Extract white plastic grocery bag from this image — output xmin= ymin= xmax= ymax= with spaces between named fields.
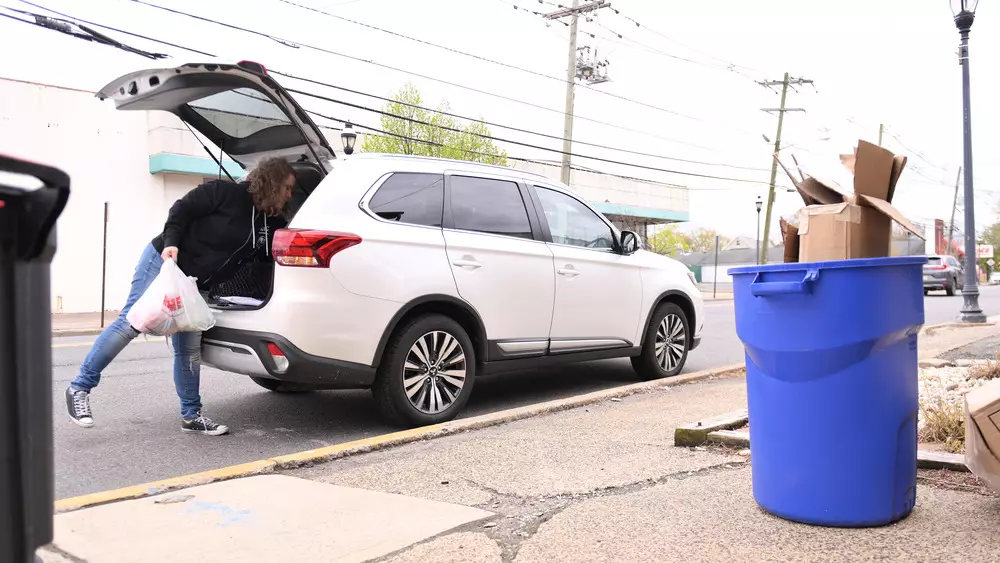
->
xmin=126 ymin=260 xmax=216 ymax=336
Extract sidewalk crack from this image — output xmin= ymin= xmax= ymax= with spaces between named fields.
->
xmin=40 ymin=544 xmax=89 ymax=563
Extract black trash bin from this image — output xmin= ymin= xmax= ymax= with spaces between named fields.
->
xmin=0 ymin=154 xmax=70 ymax=563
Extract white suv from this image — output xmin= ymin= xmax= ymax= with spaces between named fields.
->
xmin=100 ymin=62 xmax=704 ymax=427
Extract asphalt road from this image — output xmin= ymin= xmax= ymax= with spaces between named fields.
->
xmin=51 ymin=285 xmax=1000 ymax=499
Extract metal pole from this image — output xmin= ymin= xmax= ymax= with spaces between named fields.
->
xmin=101 ymin=202 xmax=108 ymax=328
xmin=559 ymin=0 xmax=580 ymax=185
xmin=958 ymin=27 xmax=986 ymax=323
xmin=713 ymin=235 xmax=719 ymax=299
xmin=878 ymin=123 xmax=884 ymax=146
xmin=756 ymin=208 xmax=761 ymax=265
xmin=761 ymin=72 xmax=789 ymax=264
xmin=947 ymin=167 xmax=961 ymax=257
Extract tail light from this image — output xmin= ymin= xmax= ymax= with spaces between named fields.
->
xmin=266 ymin=342 xmax=289 ymax=373
xmin=928 ymin=265 xmax=947 ymax=270
xmin=272 ymin=229 xmax=361 ymax=267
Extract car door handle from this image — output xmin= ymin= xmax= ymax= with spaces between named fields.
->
xmin=557 ymin=267 xmax=580 ymax=277
xmin=452 ymin=259 xmax=482 ymax=270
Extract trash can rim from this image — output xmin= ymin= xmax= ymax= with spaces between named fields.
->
xmin=728 ymin=256 xmax=927 ymax=276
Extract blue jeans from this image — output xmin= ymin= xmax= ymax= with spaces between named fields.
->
xmin=71 ymin=243 xmax=203 ymax=420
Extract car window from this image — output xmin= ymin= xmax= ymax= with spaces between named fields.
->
xmin=927 ymin=257 xmax=942 ymax=266
xmin=188 ymin=88 xmax=292 ymax=139
xmin=534 ymin=186 xmax=615 ymax=250
xmin=368 ymin=173 xmax=444 ymax=227
xmin=450 ymin=176 xmax=532 ymax=239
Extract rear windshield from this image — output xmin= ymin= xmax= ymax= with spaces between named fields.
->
xmin=188 ymin=88 xmax=291 ymax=138
xmin=927 ymin=257 xmax=942 ymax=265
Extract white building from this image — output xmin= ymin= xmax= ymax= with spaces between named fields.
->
xmin=1 ymin=76 xmax=690 ymax=314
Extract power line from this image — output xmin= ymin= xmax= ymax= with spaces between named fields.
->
xmin=124 ymin=0 xmax=727 ymax=153
xmin=13 ymin=0 xmax=215 ymax=56
xmin=333 ymin=118 xmax=767 ymax=192
xmin=609 ymin=7 xmax=766 ymax=77
xmin=271 ymin=0 xmax=759 ymax=133
xmin=499 ymin=0 xmax=759 ymax=82
xmin=0 ymin=4 xmax=167 ymax=58
xmin=286 ymin=86 xmax=777 ymax=186
xmin=9 ymin=1 xmax=752 ymax=167
xmin=272 ymin=70 xmax=771 ymax=172
xmin=7 ymin=2 xmax=778 ymax=188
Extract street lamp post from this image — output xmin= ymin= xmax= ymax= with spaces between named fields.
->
xmin=341 ymin=123 xmax=357 ymax=156
xmin=951 ymin=0 xmax=987 ymax=323
xmin=755 ymin=196 xmax=763 ymax=266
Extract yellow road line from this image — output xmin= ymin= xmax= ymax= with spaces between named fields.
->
xmin=54 ymin=362 xmax=745 ymax=514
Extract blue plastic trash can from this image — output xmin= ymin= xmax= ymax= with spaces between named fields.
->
xmin=728 ymin=256 xmax=926 ymax=527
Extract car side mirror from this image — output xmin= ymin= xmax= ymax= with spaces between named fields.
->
xmin=620 ymin=231 xmax=639 ymax=255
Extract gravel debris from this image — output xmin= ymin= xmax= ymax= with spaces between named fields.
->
xmin=918 ymin=365 xmax=990 ymax=429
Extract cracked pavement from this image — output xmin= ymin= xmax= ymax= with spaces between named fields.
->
xmin=291 ymin=373 xmax=1000 ymax=562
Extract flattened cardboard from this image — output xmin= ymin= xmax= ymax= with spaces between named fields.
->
xmin=775 ymin=155 xmax=839 ymax=206
xmin=780 ymin=218 xmax=799 ymax=263
xmin=854 ymin=194 xmax=923 ymax=238
xmin=887 ymin=155 xmax=907 ymax=203
xmin=852 ymin=140 xmax=895 ymax=200
xmin=777 ymin=140 xmax=924 ymax=262
xmin=966 ymin=378 xmax=1000 ymax=459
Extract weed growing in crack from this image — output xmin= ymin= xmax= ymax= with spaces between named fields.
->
xmin=919 ymin=397 xmax=965 ymax=453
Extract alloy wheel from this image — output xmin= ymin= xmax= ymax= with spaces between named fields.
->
xmin=403 ymin=331 xmax=467 ymax=414
xmin=655 ymin=314 xmax=686 ymax=372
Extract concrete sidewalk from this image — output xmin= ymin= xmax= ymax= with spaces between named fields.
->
xmin=52 ymin=311 xmax=117 ymax=337
xmin=41 ymin=322 xmax=1000 ymax=562
xmin=43 ymin=374 xmax=1000 ymax=562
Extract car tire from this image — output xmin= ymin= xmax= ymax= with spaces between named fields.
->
xmin=631 ymin=302 xmax=690 ymax=381
xmin=946 ymin=280 xmax=956 ymax=296
xmin=249 ymin=376 xmax=317 ymax=393
xmin=372 ymin=314 xmax=476 ymax=428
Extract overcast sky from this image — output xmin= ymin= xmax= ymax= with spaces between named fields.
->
xmin=2 ymin=0 xmax=997 ymax=242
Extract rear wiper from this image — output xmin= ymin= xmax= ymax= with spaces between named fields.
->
xmin=0 ymin=6 xmax=168 ymax=59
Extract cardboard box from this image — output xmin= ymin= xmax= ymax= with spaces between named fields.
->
xmin=966 ymin=378 xmax=1000 ymax=457
xmin=965 ymin=379 xmax=1000 ymax=492
xmin=776 ymin=140 xmax=924 ymax=263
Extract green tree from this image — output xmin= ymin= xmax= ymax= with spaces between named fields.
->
xmin=361 ymin=84 xmax=508 ymax=166
xmin=687 ymin=228 xmax=729 ymax=253
xmin=648 ymin=225 xmax=691 ymax=257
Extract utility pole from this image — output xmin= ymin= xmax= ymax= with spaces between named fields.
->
xmin=757 ymin=73 xmax=811 ymax=264
xmin=545 ymin=0 xmax=612 ymax=185
xmin=878 ymin=123 xmax=884 ymax=146
xmin=947 ymin=166 xmax=962 ymax=256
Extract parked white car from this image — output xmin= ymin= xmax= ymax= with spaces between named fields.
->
xmin=99 ymin=62 xmax=704 ymax=427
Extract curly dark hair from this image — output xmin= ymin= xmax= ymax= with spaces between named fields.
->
xmin=246 ymin=157 xmax=295 ymax=216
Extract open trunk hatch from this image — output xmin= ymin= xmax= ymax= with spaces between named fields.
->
xmin=97 ymin=61 xmax=335 ymax=170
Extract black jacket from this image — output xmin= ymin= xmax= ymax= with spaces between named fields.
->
xmin=152 ymin=180 xmax=287 ymax=290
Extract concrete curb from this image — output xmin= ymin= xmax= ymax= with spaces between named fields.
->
xmin=54 ymin=362 xmax=746 ymax=514
xmin=53 ymin=328 xmax=104 ymax=338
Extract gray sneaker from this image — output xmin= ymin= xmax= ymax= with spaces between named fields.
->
xmin=66 ymin=386 xmax=94 ymax=428
xmin=182 ymin=413 xmax=229 ymax=436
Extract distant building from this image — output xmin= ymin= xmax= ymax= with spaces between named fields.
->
xmin=679 ymin=238 xmax=925 ymax=284
xmin=512 ymin=160 xmax=689 ymax=246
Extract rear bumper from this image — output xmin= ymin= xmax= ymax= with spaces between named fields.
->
xmin=923 ymin=276 xmax=952 ymax=290
xmin=202 ymin=326 xmax=376 ymax=389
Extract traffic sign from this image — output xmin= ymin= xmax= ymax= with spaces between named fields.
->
xmin=977 ymin=244 xmax=995 ymax=259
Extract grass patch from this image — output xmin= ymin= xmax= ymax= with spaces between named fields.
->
xmin=919 ymin=398 xmax=965 ymax=454
xmin=967 ymin=355 xmax=1000 ymax=381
